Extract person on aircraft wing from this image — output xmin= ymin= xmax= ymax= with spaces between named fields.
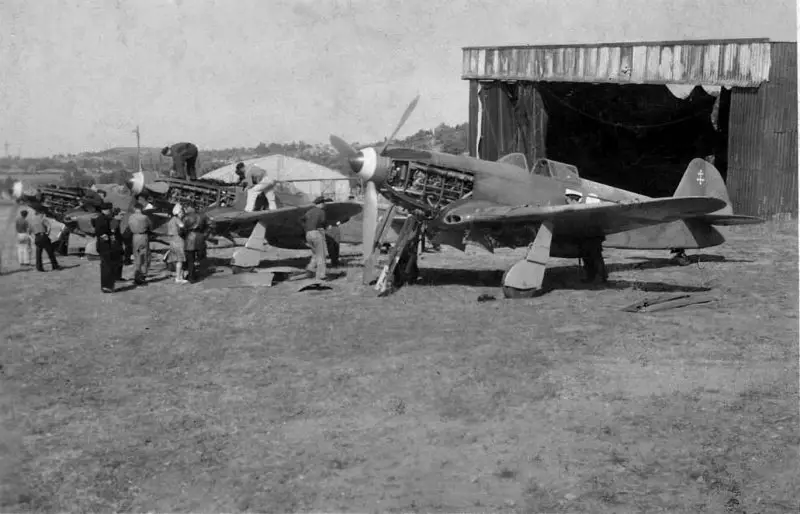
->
xmin=234 ymin=162 xmax=247 ymax=187
xmin=162 ymin=142 xmax=199 ymax=181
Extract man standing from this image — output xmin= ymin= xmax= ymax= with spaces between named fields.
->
xmin=15 ymin=209 xmax=32 ymax=266
xmin=28 ymin=211 xmax=61 ymax=272
xmin=127 ymin=203 xmax=152 ymax=285
xmin=182 ymin=206 xmax=209 ymax=283
xmin=92 ymin=202 xmax=123 ymax=293
xmin=162 ymin=142 xmax=199 ymax=180
xmin=299 ymin=197 xmax=329 ymax=281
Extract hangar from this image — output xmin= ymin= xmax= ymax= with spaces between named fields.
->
xmin=462 ymin=38 xmax=797 ymax=217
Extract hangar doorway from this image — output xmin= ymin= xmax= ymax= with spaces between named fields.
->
xmin=477 ymin=81 xmax=731 ymax=198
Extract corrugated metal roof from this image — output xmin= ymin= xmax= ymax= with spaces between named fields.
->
xmin=461 ymin=39 xmax=772 ymax=87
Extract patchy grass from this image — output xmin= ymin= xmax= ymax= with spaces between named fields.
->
xmin=1 ymin=204 xmax=798 ymax=513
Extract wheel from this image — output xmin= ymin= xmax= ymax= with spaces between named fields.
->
xmin=501 ymin=267 xmax=545 ymax=299
xmin=502 ymin=285 xmax=543 ymax=299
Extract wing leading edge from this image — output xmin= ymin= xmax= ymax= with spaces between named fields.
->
xmin=436 ymin=196 xmax=729 ymax=237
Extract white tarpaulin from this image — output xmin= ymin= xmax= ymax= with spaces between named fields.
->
xmin=665 ymin=84 xmax=725 ymax=99
xmin=202 ymin=154 xmax=352 ymax=202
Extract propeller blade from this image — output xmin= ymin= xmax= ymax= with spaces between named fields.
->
xmin=361 ymin=181 xmax=379 ymax=265
xmin=329 ymin=135 xmax=359 ymax=158
xmin=379 ymin=94 xmax=420 ymax=155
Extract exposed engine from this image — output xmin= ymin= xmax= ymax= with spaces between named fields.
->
xmin=141 ymin=177 xmax=240 ymax=212
xmin=17 ymin=184 xmax=85 ymax=218
xmin=383 ymin=161 xmax=474 ymax=216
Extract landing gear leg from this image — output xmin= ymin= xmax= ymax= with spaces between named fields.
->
xmin=580 ymin=237 xmax=608 ymax=284
xmin=375 ymin=216 xmax=422 ymax=297
xmin=502 ymin=221 xmax=553 ymax=299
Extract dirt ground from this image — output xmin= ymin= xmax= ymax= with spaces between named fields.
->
xmin=1 ymin=201 xmax=798 ymax=513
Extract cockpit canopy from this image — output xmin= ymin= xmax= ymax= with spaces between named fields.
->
xmin=497 ymin=152 xmax=529 ymax=171
xmin=531 ymin=158 xmax=581 ymax=184
xmin=496 ymin=154 xmax=582 ymax=184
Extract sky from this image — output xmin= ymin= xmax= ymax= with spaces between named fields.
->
xmin=0 ymin=0 xmax=795 ymax=157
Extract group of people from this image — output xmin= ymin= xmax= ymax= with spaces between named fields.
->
xmin=163 ymin=203 xmax=210 ymax=285
xmin=14 ymin=209 xmax=62 ymax=272
xmin=92 ymin=200 xmax=211 ymax=293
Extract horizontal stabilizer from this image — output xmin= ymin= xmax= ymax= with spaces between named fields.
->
xmin=695 ymin=213 xmax=764 ymax=226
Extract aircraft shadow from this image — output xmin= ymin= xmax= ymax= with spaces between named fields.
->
xmin=615 ymin=253 xmax=752 ymax=272
xmin=417 ymin=263 xmax=713 ymax=294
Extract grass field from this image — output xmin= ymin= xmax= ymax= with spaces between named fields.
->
xmin=1 ymin=201 xmax=798 ymax=513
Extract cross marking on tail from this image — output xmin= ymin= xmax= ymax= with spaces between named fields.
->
xmin=696 ymin=170 xmax=705 ymax=185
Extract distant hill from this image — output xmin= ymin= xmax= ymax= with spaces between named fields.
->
xmin=0 ymin=121 xmax=468 ymax=190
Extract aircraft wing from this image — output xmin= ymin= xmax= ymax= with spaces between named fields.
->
xmin=438 ymin=196 xmax=729 ymax=237
xmin=207 ymin=202 xmax=363 ymax=232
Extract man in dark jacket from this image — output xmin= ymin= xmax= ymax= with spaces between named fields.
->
xmin=183 ymin=206 xmax=209 ymax=282
xmin=162 ymin=142 xmax=199 ymax=180
xmin=92 ymin=202 xmax=124 ymax=293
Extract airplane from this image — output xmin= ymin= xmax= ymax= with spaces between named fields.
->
xmin=12 ymin=173 xmax=365 ymax=268
xmin=330 ymin=96 xmax=764 ymax=299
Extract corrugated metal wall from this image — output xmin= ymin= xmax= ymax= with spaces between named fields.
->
xmin=728 ymin=42 xmax=797 ymax=217
xmin=463 ymin=39 xmax=772 ymax=87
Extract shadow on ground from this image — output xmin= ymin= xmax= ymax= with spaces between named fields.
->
xmin=417 ymin=260 xmax=716 ymax=294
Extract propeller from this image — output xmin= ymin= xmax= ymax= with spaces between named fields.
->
xmin=127 ymin=170 xmax=169 ymax=195
xmin=329 ymin=95 xmax=420 ymax=267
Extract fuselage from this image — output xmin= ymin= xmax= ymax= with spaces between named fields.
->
xmin=370 ymin=150 xmax=725 ymax=255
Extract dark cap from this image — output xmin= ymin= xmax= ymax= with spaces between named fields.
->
xmin=161 ymin=146 xmax=170 ymax=155
xmin=313 ymin=196 xmax=329 ymax=205
xmin=100 ymin=202 xmax=113 ymax=210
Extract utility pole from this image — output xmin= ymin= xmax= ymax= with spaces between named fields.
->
xmin=132 ymin=125 xmax=141 ymax=171
xmin=4 ymin=141 xmax=8 ymax=158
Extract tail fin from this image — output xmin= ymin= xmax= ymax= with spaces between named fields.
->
xmin=673 ymin=158 xmax=764 ymax=225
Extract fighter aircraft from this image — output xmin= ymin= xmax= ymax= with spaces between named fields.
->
xmin=125 ymin=170 xmax=365 ymax=268
xmin=12 ymin=173 xmax=364 ymax=267
xmin=330 ymin=96 xmax=764 ymax=299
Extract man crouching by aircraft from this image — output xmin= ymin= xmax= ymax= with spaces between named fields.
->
xmin=300 ymin=197 xmax=331 ymax=281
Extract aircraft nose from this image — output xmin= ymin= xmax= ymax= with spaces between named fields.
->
xmin=348 ymin=154 xmax=365 ymax=174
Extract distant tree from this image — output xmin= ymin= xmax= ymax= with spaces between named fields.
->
xmin=254 ymin=142 xmax=270 ymax=156
xmin=96 ymin=168 xmax=130 ymax=186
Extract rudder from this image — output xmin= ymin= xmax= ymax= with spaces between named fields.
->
xmin=673 ymin=158 xmax=732 ymax=215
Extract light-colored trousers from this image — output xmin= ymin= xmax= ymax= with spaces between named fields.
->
xmin=16 ymin=233 xmax=31 ymax=265
xmin=132 ymin=233 xmax=150 ymax=280
xmin=305 ymin=229 xmax=326 ymax=280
